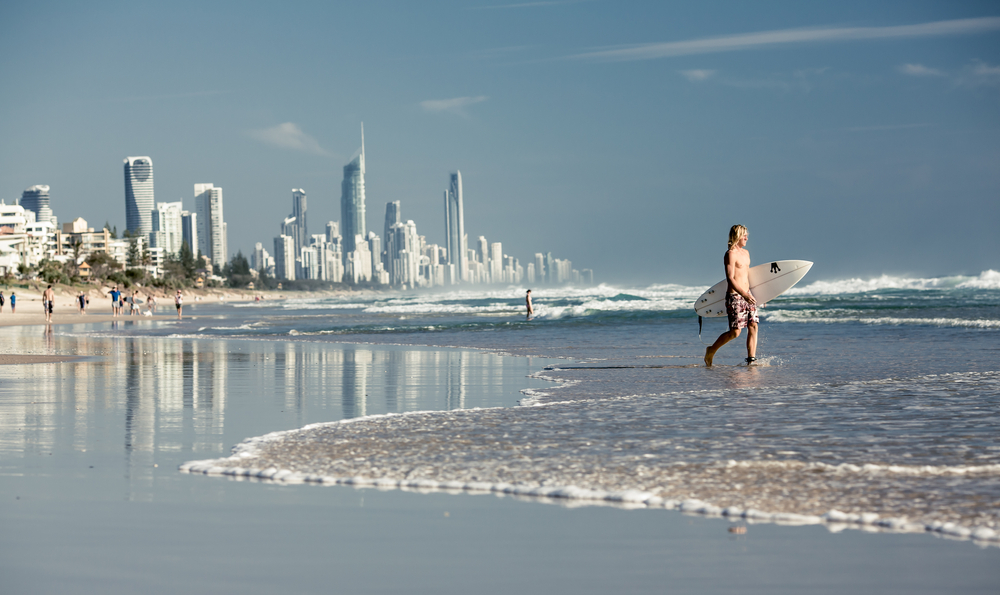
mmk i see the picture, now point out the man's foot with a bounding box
[745,357,757,366]
[704,346,716,367]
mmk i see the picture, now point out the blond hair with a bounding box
[728,225,747,250]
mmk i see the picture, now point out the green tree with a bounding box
[179,240,197,278]
[225,251,253,288]
[126,240,140,268]
[86,252,121,280]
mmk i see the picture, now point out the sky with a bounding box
[1,0,998,285]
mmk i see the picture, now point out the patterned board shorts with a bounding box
[726,292,758,330]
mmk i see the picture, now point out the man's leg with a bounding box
[746,321,758,360]
[705,327,741,366]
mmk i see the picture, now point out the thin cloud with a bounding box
[570,17,1000,62]
[420,96,489,116]
[899,63,945,76]
[248,123,330,156]
[679,69,716,81]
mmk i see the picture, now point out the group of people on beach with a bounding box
[109,287,153,317]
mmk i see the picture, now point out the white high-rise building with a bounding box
[150,201,183,256]
[490,242,503,284]
[534,253,546,284]
[273,234,296,281]
[20,185,54,226]
[124,157,154,236]
[444,172,467,282]
[194,183,227,268]
[387,220,420,288]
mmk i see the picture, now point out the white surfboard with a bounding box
[694,260,813,317]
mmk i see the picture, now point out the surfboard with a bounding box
[694,260,813,317]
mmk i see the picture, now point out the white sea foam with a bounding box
[763,310,1000,329]
[180,370,1000,547]
[787,269,1000,295]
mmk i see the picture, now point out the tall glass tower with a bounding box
[20,185,53,224]
[340,124,366,254]
[291,188,307,250]
[444,171,467,281]
[124,156,155,235]
[383,200,400,268]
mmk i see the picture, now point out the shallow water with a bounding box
[2,273,999,592]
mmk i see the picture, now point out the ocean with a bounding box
[167,269,1000,541]
[2,269,999,594]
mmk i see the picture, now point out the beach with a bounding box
[1,274,998,593]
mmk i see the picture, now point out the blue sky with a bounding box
[2,0,998,284]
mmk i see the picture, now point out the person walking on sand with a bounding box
[9,292,15,313]
[110,286,120,317]
[78,291,87,314]
[704,225,758,367]
[526,289,534,320]
[175,289,183,319]
[0,291,5,313]
[43,285,55,323]
[147,293,156,314]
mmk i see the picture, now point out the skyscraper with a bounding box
[290,189,307,250]
[340,124,366,254]
[151,201,183,256]
[181,211,198,255]
[383,200,400,267]
[444,171,467,282]
[124,157,155,236]
[20,185,53,225]
[194,183,227,268]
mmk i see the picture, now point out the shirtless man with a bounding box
[525,289,534,320]
[43,284,55,323]
[704,225,758,367]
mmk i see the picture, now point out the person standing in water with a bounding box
[704,224,758,367]
[175,289,183,319]
[43,285,55,323]
[525,289,534,320]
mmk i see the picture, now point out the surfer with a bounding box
[705,225,758,366]
[526,289,534,320]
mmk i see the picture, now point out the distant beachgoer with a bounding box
[111,287,120,316]
[10,292,15,313]
[147,294,156,314]
[704,225,758,367]
[0,291,5,313]
[526,289,534,320]
[43,285,55,323]
[78,292,86,314]
[175,290,183,319]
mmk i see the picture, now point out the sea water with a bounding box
[2,270,999,594]
[169,270,1000,542]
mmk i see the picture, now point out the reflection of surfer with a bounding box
[705,225,758,367]
[526,289,534,320]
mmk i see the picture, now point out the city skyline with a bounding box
[2,2,998,284]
